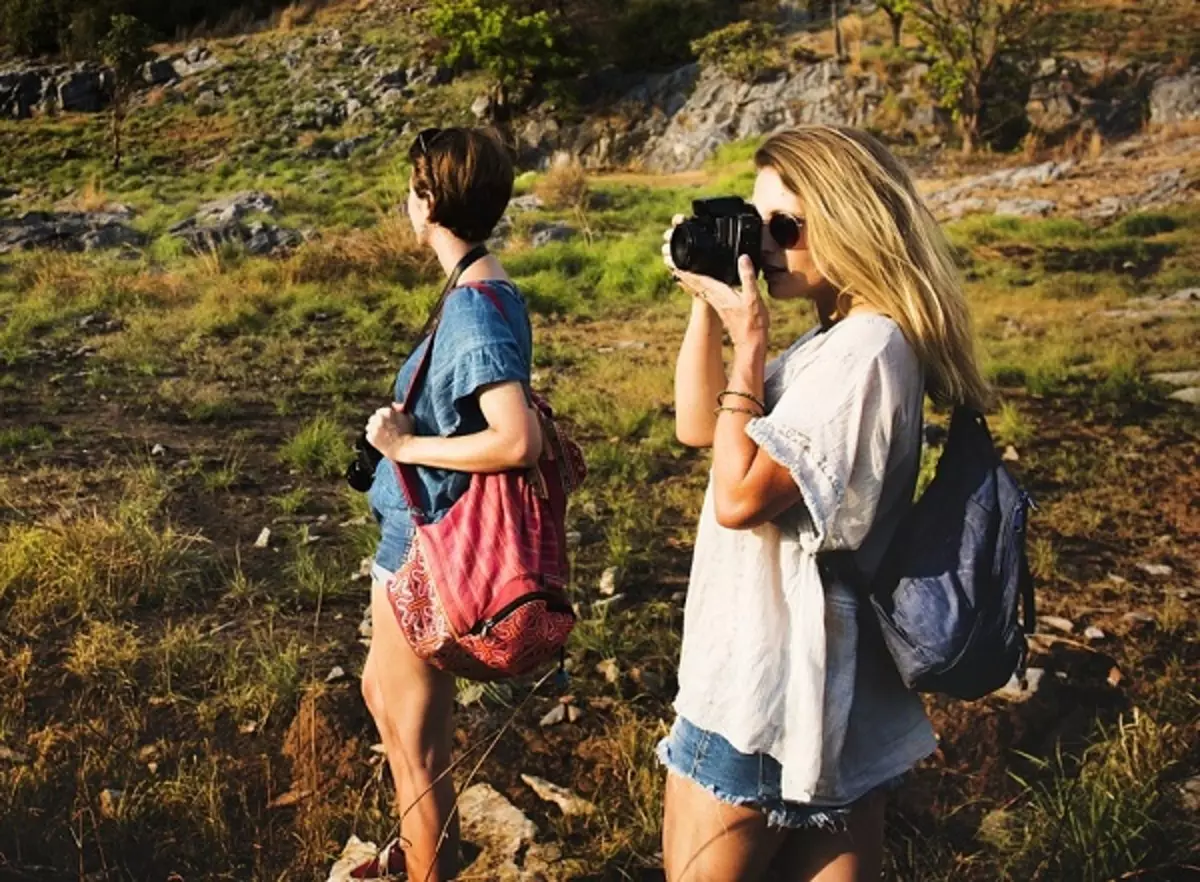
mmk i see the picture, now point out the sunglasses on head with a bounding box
[766,212,805,250]
[411,127,445,160]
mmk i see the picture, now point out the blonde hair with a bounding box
[755,126,990,411]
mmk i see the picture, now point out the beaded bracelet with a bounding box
[718,390,767,412]
[713,404,763,418]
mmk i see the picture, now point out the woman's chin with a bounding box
[764,276,806,301]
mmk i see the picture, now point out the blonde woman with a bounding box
[659,125,990,881]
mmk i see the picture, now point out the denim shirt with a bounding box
[368,281,532,573]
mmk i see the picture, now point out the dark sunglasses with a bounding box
[766,212,805,249]
[410,127,444,160]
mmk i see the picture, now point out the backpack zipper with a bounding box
[470,591,575,637]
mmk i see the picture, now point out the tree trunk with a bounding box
[961,112,977,156]
[832,0,843,60]
[890,12,902,48]
[111,102,122,171]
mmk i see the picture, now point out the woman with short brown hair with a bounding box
[356,126,541,881]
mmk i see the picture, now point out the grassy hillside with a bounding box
[1,3,1198,880]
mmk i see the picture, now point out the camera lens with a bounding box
[670,221,717,275]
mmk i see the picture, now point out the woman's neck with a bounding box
[430,229,506,285]
[431,231,475,277]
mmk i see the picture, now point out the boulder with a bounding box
[530,221,577,248]
[0,211,145,254]
[141,58,177,87]
[58,65,110,113]
[458,783,563,879]
[638,61,886,172]
[1150,69,1200,125]
[173,45,221,78]
[994,198,1056,217]
[0,69,47,119]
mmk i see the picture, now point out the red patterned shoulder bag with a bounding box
[385,283,585,681]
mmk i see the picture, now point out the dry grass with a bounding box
[283,213,431,286]
[535,159,591,211]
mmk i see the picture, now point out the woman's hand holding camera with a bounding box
[366,403,416,462]
[663,215,769,355]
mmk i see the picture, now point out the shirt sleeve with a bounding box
[745,322,919,554]
[431,286,531,435]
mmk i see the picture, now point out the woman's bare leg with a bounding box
[362,581,460,881]
[662,771,787,882]
[769,788,887,882]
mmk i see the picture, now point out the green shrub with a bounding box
[690,20,783,82]
[1113,213,1178,238]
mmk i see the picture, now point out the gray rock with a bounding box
[458,783,563,878]
[508,194,544,213]
[1151,370,1200,386]
[1135,562,1173,577]
[1181,776,1200,813]
[599,566,620,596]
[1150,70,1200,125]
[530,221,577,248]
[640,62,886,172]
[58,66,109,113]
[1122,610,1157,626]
[1168,387,1200,405]
[331,134,372,160]
[997,667,1045,702]
[521,774,596,817]
[173,46,220,78]
[0,68,46,119]
[995,198,1057,218]
[591,593,631,616]
[1040,615,1074,634]
[169,216,301,257]
[141,58,177,87]
[190,191,279,225]
[406,63,453,88]
[0,211,145,254]
[1083,626,1106,642]
[471,94,494,119]
[293,97,348,130]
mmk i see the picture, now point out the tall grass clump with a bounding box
[534,160,590,211]
[1004,711,1181,881]
[0,511,205,637]
[279,416,353,478]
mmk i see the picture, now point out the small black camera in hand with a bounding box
[670,197,762,287]
[346,433,384,492]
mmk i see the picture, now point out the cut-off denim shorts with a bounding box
[657,716,857,831]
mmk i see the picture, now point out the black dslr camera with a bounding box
[346,433,384,492]
[670,196,762,286]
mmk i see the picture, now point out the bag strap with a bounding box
[392,246,489,521]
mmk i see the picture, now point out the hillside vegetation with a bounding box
[0,1,1198,880]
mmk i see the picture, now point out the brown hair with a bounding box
[408,127,514,243]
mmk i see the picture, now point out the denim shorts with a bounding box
[657,716,858,830]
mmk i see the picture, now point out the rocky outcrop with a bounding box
[0,209,145,253]
[1150,69,1200,125]
[0,46,218,120]
[0,63,112,118]
[169,191,302,256]
[1026,57,1151,140]
[518,60,912,172]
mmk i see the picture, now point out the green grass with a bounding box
[278,416,353,479]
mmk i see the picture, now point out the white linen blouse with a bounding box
[672,314,937,804]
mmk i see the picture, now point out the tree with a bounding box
[98,13,153,171]
[910,0,1055,155]
[877,0,910,48]
[426,0,573,118]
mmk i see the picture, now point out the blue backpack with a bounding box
[825,407,1037,700]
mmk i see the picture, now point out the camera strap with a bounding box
[399,244,489,415]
